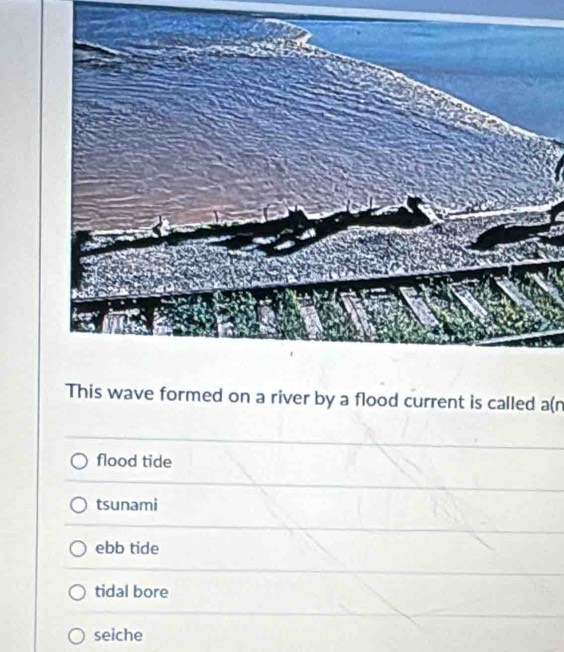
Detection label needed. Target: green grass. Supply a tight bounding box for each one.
[120,309,150,335]
[160,295,216,337]
[312,290,362,342]
[472,277,544,336]
[75,266,564,347]
[548,267,564,295]
[421,280,490,343]
[71,309,101,333]
[213,291,261,338]
[512,274,564,329]
[273,289,307,340]
[360,289,444,344]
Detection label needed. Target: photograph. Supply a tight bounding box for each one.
[71,1,564,346]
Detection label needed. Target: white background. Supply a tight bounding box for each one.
[2,0,564,650]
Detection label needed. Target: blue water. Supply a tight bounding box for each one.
[295,18,564,141]
[72,4,564,231]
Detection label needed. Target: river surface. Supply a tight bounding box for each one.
[72,3,564,231]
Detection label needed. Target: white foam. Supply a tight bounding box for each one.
[296,39,545,141]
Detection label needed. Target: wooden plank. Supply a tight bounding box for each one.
[494,277,540,315]
[398,286,439,328]
[296,296,323,340]
[531,273,564,309]
[340,291,374,337]
[257,299,278,337]
[101,311,127,334]
[450,283,494,326]
[216,312,234,338]
[152,308,172,336]
[480,328,564,346]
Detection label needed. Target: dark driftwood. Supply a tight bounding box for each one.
[470,221,552,251]
[77,200,434,261]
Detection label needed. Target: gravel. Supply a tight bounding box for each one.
[74,211,564,300]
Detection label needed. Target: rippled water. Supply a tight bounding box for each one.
[294,19,564,141]
[72,3,564,231]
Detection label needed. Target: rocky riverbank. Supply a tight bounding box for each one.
[72,204,564,301]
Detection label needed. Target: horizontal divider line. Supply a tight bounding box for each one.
[75,611,564,619]
[66,568,564,577]
[63,523,564,534]
[65,479,564,493]
[64,436,564,450]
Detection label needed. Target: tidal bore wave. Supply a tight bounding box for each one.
[72,4,564,231]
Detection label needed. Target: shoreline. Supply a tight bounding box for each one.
[73,206,564,301]
[80,202,557,240]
